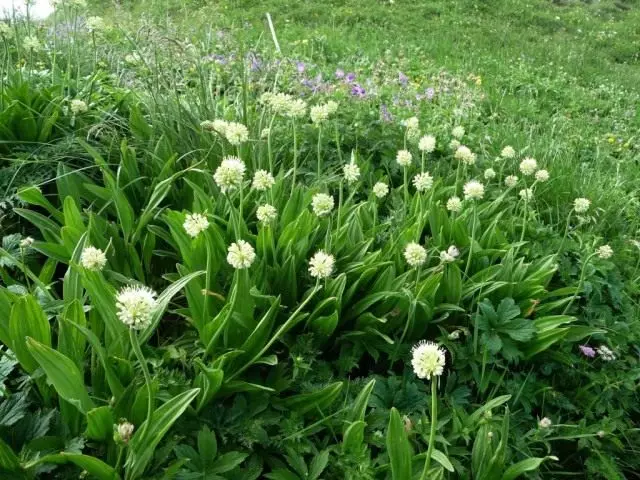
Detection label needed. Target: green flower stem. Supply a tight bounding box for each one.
[267,114,276,172]
[421,379,438,480]
[464,202,478,278]
[337,180,344,232]
[334,120,343,164]
[421,151,426,173]
[291,119,298,195]
[556,208,574,258]
[403,167,409,215]
[317,125,323,180]
[129,329,154,441]
[563,252,596,315]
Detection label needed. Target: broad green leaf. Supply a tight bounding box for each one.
[279,382,343,415]
[502,456,558,480]
[0,437,20,472]
[86,406,115,441]
[9,295,51,374]
[386,408,412,480]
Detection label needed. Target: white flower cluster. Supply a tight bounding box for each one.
[418,135,436,153]
[463,180,484,200]
[597,245,613,259]
[396,149,412,167]
[227,240,256,269]
[80,246,107,271]
[310,101,338,125]
[455,145,476,165]
[116,285,158,330]
[505,175,518,188]
[519,188,533,202]
[446,196,463,212]
[501,145,516,159]
[519,157,538,176]
[252,170,275,191]
[404,242,427,267]
[440,245,459,263]
[257,204,277,224]
[309,251,335,279]
[343,161,361,184]
[214,156,246,192]
[70,99,88,115]
[373,182,389,198]
[574,197,591,213]
[413,172,433,192]
[86,16,106,32]
[183,213,209,238]
[411,341,446,380]
[484,168,496,180]
[0,23,14,40]
[451,126,465,139]
[312,193,334,217]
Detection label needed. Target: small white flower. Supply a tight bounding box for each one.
[343,162,361,184]
[310,104,330,124]
[223,122,249,146]
[411,341,446,380]
[227,240,256,269]
[80,246,107,271]
[213,156,246,192]
[404,242,427,268]
[311,193,334,217]
[252,170,275,191]
[574,197,591,213]
[256,204,278,224]
[412,172,433,192]
[403,116,419,130]
[286,98,307,118]
[535,169,550,182]
[505,175,518,188]
[23,35,41,51]
[446,196,463,212]
[116,285,158,330]
[596,345,616,361]
[455,145,476,165]
[20,237,34,248]
[396,149,412,167]
[463,180,484,200]
[260,127,271,139]
[418,134,436,153]
[484,168,496,180]
[538,417,553,429]
[309,250,335,279]
[326,100,339,115]
[86,16,105,32]
[440,245,459,263]
[212,119,228,134]
[449,139,461,150]
[70,99,88,115]
[0,22,14,40]
[452,126,465,139]
[124,53,141,65]
[373,182,389,198]
[265,92,293,114]
[519,188,533,201]
[116,421,134,444]
[519,157,538,176]
[597,245,613,259]
[183,213,209,238]
[501,145,516,159]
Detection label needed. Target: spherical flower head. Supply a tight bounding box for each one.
[455,145,476,165]
[260,127,270,139]
[579,344,596,358]
[463,180,484,200]
[449,139,461,150]
[80,246,107,271]
[310,104,330,124]
[211,119,228,135]
[20,236,34,248]
[451,126,465,139]
[484,168,496,180]
[309,250,335,279]
[326,100,339,115]
[538,417,553,429]
[224,122,249,146]
[0,22,14,40]
[411,341,446,380]
[70,99,88,115]
[535,169,549,182]
[343,162,361,184]
[597,244,613,259]
[286,98,307,118]
[412,172,433,192]
[124,53,141,65]
[311,193,335,217]
[596,345,616,361]
[373,182,389,199]
[446,196,463,212]
[23,35,41,51]
[257,204,277,225]
[252,170,275,191]
[418,134,436,153]
[573,197,591,213]
[214,156,246,193]
[403,116,419,130]
[404,242,427,268]
[519,157,538,176]
[227,240,256,269]
[505,175,518,188]
[519,188,533,202]
[501,145,516,159]
[440,245,459,263]
[396,149,412,167]
[267,92,293,114]
[115,421,134,444]
[183,213,209,238]
[200,120,215,131]
[86,16,105,32]
[116,285,158,330]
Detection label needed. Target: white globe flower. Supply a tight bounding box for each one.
[214,156,246,193]
[538,417,553,429]
[484,168,496,180]
[519,188,533,202]
[501,145,516,159]
[70,99,88,115]
[23,35,41,51]
[455,145,476,165]
[535,169,550,182]
[116,285,158,330]
[418,134,436,153]
[286,98,308,118]
[311,193,335,217]
[343,162,361,184]
[80,246,107,271]
[261,127,271,139]
[267,93,294,114]
[412,172,433,192]
[440,245,459,263]
[224,122,249,146]
[310,104,330,124]
[403,116,419,130]
[596,345,616,361]
[404,242,427,268]
[505,175,518,188]
[463,180,485,200]
[116,421,134,444]
[373,182,389,198]
[183,213,209,238]
[452,126,465,139]
[308,250,335,279]
[446,196,463,212]
[326,100,339,115]
[252,170,275,191]
[519,157,538,176]
[227,240,256,269]
[86,16,106,32]
[20,237,35,248]
[573,197,591,213]
[396,149,412,167]
[596,245,613,259]
[449,139,461,150]
[0,23,14,40]
[211,119,229,134]
[411,341,446,380]
[256,204,278,225]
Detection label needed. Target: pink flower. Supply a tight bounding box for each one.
[579,345,596,358]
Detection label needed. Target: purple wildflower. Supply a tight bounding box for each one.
[579,345,596,358]
[380,104,393,122]
[346,72,356,83]
[425,87,435,99]
[296,61,305,74]
[398,71,408,86]
[335,68,345,79]
[351,84,366,98]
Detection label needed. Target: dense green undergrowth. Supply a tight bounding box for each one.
[0,0,639,478]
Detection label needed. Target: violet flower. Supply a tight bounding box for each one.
[351,84,366,97]
[579,345,596,358]
[398,71,408,86]
[335,68,345,79]
[296,61,305,74]
[346,72,356,83]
